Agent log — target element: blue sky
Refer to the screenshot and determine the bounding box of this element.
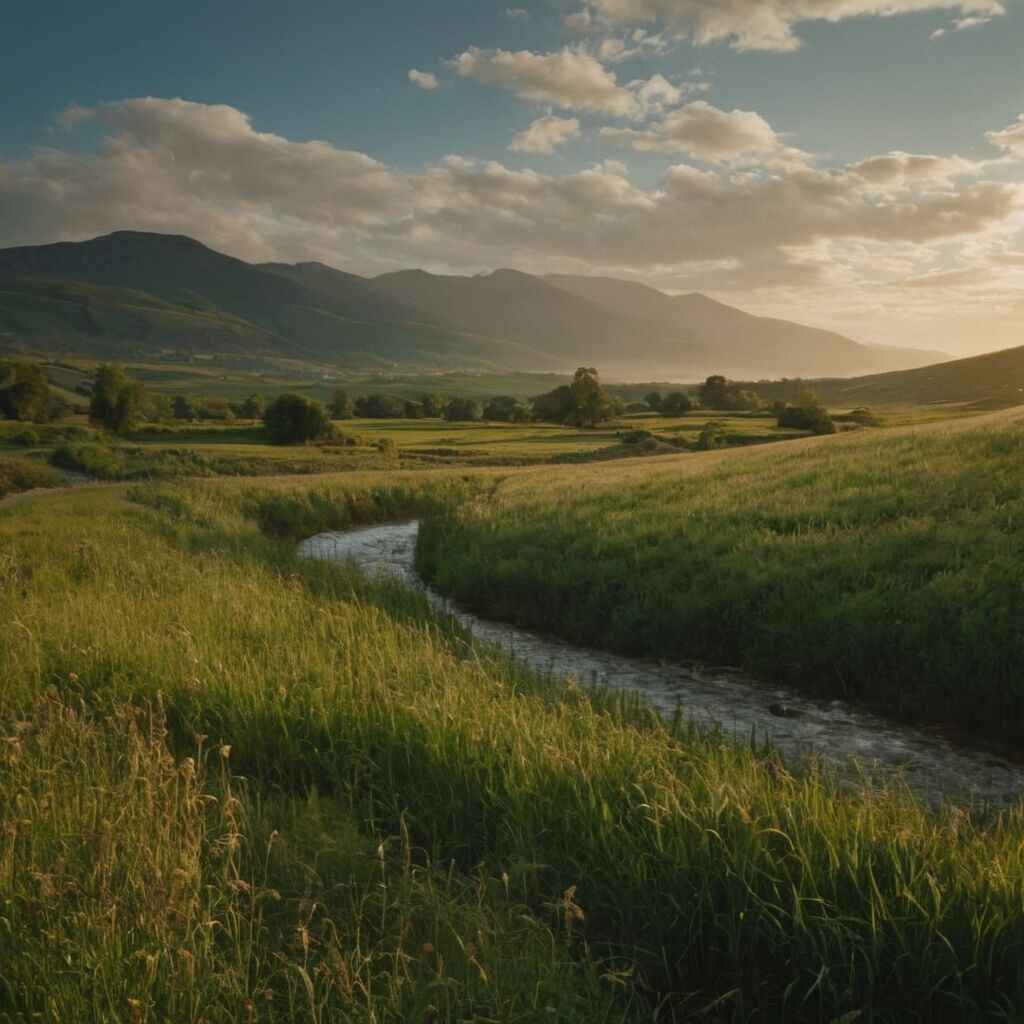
[1,0,1022,352]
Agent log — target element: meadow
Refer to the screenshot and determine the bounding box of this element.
[3,472,1024,1022]
[418,408,1024,740]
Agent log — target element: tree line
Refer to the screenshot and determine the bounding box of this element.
[2,362,844,443]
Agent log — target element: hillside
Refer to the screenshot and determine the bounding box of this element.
[544,273,945,377]
[737,344,1024,408]
[0,230,945,379]
[0,232,551,370]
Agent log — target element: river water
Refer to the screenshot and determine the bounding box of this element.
[300,520,1024,807]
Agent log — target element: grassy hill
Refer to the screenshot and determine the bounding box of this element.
[738,344,1024,408]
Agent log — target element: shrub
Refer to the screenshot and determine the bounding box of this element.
[10,429,40,447]
[777,390,836,435]
[89,364,146,433]
[263,393,334,444]
[0,362,52,422]
[0,457,59,497]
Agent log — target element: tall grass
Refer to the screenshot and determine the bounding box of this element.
[418,410,1024,738]
[2,477,1024,1019]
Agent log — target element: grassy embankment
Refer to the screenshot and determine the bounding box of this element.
[3,466,1024,1021]
[419,408,1024,740]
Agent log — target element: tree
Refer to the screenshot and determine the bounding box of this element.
[172,395,198,421]
[644,391,663,411]
[89,363,145,433]
[660,391,694,415]
[330,388,354,419]
[531,385,575,424]
[698,375,762,411]
[354,394,405,418]
[442,396,483,422]
[0,361,51,422]
[420,393,447,417]
[777,390,836,435]
[483,395,531,422]
[240,393,265,419]
[263,393,333,444]
[567,367,618,427]
[403,399,426,419]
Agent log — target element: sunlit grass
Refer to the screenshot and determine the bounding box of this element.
[2,473,1024,1020]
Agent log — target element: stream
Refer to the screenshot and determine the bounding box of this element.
[300,520,1024,808]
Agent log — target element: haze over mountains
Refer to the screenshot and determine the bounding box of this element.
[0,231,946,380]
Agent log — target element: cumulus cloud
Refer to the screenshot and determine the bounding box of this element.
[408,69,439,90]
[986,114,1024,155]
[509,115,582,153]
[2,97,1019,351]
[848,151,993,190]
[570,0,1006,51]
[599,100,808,166]
[453,46,640,115]
[0,96,1011,280]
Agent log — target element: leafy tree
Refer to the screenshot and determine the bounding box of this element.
[240,393,265,419]
[263,393,333,444]
[420,393,447,417]
[330,388,354,419]
[567,367,619,427]
[644,391,663,411]
[172,395,198,421]
[660,391,694,415]
[403,399,426,419]
[442,397,483,422]
[777,390,836,435]
[89,363,145,433]
[531,385,575,424]
[483,395,531,422]
[698,375,763,412]
[354,394,405,418]
[0,362,52,422]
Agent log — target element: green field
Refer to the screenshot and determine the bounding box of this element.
[3,375,1024,1021]
[3,472,1024,1022]
[418,408,1024,739]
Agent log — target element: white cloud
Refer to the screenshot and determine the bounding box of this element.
[600,100,808,166]
[53,102,95,130]
[453,46,640,115]
[1,97,1019,352]
[509,115,582,153]
[986,114,1024,155]
[408,69,439,90]
[570,0,1006,51]
[505,7,530,18]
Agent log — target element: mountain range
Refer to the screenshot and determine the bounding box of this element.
[0,231,946,379]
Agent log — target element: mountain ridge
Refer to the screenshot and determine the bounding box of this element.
[0,230,947,378]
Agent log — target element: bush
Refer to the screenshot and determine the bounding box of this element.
[777,390,836,435]
[696,419,728,450]
[0,362,52,422]
[263,393,334,444]
[50,443,127,479]
[10,429,40,447]
[89,364,146,433]
[659,391,694,415]
[443,397,483,422]
[0,457,59,497]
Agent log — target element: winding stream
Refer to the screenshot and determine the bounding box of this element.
[300,520,1024,807]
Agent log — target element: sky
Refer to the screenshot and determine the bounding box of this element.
[1,0,1023,354]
